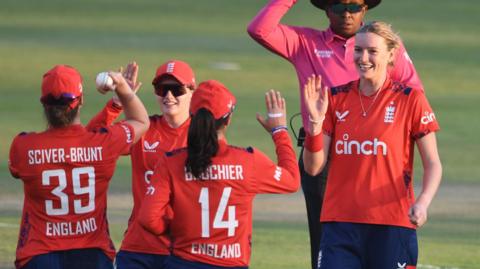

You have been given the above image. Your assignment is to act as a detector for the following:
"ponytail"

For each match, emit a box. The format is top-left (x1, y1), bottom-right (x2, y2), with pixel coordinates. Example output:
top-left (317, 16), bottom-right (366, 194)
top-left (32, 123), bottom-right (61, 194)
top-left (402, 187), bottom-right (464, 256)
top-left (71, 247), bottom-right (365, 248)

top-left (44, 104), bottom-right (79, 128)
top-left (185, 108), bottom-right (229, 178)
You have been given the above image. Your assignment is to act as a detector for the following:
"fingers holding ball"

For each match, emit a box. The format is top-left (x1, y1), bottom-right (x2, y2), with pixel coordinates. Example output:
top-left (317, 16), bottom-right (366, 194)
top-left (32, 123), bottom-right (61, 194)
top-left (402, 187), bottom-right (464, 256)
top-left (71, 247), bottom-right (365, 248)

top-left (95, 72), bottom-right (116, 94)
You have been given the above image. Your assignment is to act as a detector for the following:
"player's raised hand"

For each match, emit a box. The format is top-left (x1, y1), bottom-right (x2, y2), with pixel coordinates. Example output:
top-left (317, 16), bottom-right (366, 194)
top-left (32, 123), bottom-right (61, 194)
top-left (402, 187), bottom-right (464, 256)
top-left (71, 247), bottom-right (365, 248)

top-left (303, 74), bottom-right (328, 135)
top-left (108, 71), bottom-right (131, 95)
top-left (122, 61), bottom-right (142, 93)
top-left (256, 89), bottom-right (287, 133)
top-left (113, 62), bottom-right (142, 106)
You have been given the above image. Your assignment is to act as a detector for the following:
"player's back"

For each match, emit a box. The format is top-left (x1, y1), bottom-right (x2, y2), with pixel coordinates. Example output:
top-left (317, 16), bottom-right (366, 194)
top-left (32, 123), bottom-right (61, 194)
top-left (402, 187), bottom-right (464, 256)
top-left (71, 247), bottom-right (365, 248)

top-left (9, 123), bottom-right (133, 267)
top-left (154, 135), bottom-right (299, 267)
top-left (164, 143), bottom-right (254, 267)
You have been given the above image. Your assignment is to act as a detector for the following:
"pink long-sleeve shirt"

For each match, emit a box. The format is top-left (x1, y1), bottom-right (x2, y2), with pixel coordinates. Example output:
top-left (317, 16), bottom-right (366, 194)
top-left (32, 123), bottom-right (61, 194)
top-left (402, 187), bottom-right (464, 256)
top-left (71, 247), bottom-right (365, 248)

top-left (247, 0), bottom-right (423, 126)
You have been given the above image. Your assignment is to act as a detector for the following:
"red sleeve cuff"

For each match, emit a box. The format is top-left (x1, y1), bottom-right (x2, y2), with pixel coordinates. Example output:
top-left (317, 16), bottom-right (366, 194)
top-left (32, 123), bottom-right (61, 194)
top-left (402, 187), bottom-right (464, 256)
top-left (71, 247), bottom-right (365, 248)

top-left (304, 133), bottom-right (323, 152)
top-left (107, 99), bottom-right (123, 111)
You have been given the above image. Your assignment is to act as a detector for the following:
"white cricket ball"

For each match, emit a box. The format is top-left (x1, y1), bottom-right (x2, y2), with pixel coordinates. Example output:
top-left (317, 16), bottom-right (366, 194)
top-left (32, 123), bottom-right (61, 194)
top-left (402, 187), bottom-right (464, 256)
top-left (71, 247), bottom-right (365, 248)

top-left (95, 72), bottom-right (116, 93)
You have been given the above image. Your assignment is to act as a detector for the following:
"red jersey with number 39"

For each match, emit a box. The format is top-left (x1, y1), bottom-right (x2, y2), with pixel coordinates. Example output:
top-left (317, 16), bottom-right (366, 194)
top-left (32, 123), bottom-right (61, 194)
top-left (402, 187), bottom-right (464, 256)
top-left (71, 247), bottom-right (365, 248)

top-left (8, 123), bottom-right (134, 268)
top-left (320, 78), bottom-right (439, 228)
top-left (139, 131), bottom-right (300, 267)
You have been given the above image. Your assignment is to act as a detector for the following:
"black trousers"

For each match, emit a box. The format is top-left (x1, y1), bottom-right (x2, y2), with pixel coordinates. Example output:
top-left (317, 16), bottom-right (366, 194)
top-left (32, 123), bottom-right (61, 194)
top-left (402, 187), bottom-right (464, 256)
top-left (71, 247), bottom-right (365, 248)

top-left (298, 130), bottom-right (328, 269)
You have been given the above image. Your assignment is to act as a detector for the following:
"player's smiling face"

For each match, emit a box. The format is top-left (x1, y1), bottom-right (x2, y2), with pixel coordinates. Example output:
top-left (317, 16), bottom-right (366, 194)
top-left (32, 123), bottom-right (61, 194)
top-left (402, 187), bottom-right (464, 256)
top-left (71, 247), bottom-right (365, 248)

top-left (155, 78), bottom-right (193, 118)
top-left (354, 32), bottom-right (394, 81)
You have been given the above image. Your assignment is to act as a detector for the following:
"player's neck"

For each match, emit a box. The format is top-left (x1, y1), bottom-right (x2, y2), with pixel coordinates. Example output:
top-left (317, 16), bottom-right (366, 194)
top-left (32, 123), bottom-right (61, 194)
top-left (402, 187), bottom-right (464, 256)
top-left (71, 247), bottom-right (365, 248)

top-left (359, 75), bottom-right (387, 96)
top-left (164, 112), bottom-right (189, 128)
top-left (217, 126), bottom-right (227, 141)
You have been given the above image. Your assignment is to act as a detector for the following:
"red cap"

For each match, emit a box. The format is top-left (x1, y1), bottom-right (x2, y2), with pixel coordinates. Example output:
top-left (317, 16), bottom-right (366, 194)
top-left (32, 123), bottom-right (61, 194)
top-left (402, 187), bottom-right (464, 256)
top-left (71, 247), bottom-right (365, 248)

top-left (152, 60), bottom-right (196, 87)
top-left (190, 80), bottom-right (236, 120)
top-left (41, 65), bottom-right (83, 107)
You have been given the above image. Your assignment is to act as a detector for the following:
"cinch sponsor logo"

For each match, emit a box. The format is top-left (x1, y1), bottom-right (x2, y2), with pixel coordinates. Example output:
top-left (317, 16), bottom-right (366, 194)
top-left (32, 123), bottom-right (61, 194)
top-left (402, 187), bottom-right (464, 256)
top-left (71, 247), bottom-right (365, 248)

top-left (421, 111), bottom-right (435, 125)
top-left (335, 133), bottom-right (387, 156)
top-left (144, 170), bottom-right (155, 195)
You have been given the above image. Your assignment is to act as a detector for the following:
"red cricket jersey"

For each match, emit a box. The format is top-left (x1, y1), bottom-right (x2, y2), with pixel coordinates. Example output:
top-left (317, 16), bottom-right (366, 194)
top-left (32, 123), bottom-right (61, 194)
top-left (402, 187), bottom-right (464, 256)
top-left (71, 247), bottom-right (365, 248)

top-left (87, 101), bottom-right (189, 255)
top-left (8, 123), bottom-right (135, 268)
top-left (321, 78), bottom-right (439, 228)
top-left (138, 131), bottom-right (300, 267)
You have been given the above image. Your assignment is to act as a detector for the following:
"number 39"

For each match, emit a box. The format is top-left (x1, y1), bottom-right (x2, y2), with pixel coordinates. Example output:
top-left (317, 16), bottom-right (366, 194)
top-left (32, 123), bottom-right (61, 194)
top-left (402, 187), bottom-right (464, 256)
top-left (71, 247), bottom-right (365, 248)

top-left (42, 167), bottom-right (96, 216)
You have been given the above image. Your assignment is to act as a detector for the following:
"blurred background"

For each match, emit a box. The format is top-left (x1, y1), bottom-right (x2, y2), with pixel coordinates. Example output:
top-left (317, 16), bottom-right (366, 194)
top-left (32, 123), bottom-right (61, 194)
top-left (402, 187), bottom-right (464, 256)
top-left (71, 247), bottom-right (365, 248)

top-left (1, 0), bottom-right (479, 268)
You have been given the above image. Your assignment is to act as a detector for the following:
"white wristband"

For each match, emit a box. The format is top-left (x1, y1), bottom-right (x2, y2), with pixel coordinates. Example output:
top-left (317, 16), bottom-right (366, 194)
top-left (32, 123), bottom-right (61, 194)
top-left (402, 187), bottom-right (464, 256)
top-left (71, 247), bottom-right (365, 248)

top-left (309, 115), bottom-right (325, 124)
top-left (268, 113), bottom-right (284, 118)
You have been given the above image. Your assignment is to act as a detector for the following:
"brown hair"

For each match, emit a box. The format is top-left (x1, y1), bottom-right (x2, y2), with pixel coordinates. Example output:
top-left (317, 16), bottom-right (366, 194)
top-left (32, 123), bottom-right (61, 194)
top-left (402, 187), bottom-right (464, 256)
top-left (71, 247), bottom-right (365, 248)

top-left (44, 104), bottom-right (79, 128)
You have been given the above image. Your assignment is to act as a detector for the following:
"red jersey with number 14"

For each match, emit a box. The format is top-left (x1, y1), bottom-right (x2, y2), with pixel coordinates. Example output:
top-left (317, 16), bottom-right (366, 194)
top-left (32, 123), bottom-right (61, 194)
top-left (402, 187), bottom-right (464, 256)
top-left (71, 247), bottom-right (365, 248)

top-left (321, 78), bottom-right (439, 228)
top-left (8, 123), bottom-right (134, 268)
top-left (139, 131), bottom-right (300, 267)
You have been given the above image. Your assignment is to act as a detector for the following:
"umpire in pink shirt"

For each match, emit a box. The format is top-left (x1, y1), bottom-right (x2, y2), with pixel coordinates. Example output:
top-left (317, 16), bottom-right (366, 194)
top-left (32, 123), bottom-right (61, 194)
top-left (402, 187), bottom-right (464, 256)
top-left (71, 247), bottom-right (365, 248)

top-left (248, 0), bottom-right (423, 268)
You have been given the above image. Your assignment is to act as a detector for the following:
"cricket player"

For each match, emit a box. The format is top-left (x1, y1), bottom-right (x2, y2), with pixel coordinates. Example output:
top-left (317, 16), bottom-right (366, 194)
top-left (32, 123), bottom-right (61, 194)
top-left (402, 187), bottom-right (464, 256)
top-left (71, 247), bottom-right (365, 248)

top-left (302, 22), bottom-right (442, 268)
top-left (138, 81), bottom-right (300, 268)
top-left (247, 1), bottom-right (424, 267)
top-left (87, 60), bottom-right (196, 269)
top-left (8, 65), bottom-right (149, 269)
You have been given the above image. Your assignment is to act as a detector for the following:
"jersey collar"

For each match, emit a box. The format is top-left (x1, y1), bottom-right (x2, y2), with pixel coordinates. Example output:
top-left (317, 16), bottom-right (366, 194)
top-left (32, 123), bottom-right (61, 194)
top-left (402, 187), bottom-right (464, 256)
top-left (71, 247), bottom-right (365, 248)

top-left (46, 124), bottom-right (86, 135)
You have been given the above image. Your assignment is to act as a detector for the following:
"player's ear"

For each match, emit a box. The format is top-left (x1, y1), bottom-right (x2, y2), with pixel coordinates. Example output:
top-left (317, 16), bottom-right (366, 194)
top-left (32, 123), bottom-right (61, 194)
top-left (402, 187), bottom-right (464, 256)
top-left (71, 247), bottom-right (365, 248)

top-left (78, 95), bottom-right (84, 106)
top-left (225, 115), bottom-right (232, 126)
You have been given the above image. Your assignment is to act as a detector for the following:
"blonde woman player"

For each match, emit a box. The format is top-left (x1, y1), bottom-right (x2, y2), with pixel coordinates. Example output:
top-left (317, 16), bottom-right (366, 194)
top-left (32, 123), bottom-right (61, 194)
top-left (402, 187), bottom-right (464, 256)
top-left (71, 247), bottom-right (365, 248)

top-left (302, 21), bottom-right (442, 268)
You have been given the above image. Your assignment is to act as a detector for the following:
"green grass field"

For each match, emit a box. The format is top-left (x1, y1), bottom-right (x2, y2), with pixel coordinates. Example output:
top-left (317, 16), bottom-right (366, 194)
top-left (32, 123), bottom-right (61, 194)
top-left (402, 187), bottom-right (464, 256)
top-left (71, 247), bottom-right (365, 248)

top-left (1, 0), bottom-right (479, 268)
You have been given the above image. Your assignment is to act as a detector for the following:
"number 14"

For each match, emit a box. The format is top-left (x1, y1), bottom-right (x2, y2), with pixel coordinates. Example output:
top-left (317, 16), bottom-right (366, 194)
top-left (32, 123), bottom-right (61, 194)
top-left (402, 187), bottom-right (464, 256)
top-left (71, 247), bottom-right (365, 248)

top-left (198, 187), bottom-right (239, 238)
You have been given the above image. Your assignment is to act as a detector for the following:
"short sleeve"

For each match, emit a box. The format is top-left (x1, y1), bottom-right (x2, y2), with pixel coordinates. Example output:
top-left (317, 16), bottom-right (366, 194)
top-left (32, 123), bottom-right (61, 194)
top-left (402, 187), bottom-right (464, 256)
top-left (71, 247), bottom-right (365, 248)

top-left (410, 92), bottom-right (440, 140)
top-left (8, 136), bottom-right (21, 178)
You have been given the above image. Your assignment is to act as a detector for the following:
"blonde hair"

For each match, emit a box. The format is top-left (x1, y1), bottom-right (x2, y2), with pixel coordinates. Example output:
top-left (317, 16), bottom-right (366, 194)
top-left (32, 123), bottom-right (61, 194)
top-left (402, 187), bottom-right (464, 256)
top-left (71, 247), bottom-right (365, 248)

top-left (357, 21), bottom-right (401, 51)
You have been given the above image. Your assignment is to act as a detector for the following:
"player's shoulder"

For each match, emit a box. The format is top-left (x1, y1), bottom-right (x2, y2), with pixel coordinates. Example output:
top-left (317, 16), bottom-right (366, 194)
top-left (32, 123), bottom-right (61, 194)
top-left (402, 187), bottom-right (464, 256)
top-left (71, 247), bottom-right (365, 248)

top-left (330, 81), bottom-right (356, 96)
top-left (16, 131), bottom-right (35, 137)
top-left (165, 147), bottom-right (188, 158)
top-left (89, 126), bottom-right (110, 134)
top-left (227, 145), bottom-right (255, 154)
top-left (149, 114), bottom-right (162, 123)
top-left (388, 81), bottom-right (425, 102)
top-left (389, 81), bottom-right (416, 95)
top-left (10, 131), bottom-right (40, 151)
top-left (12, 131), bottom-right (38, 141)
